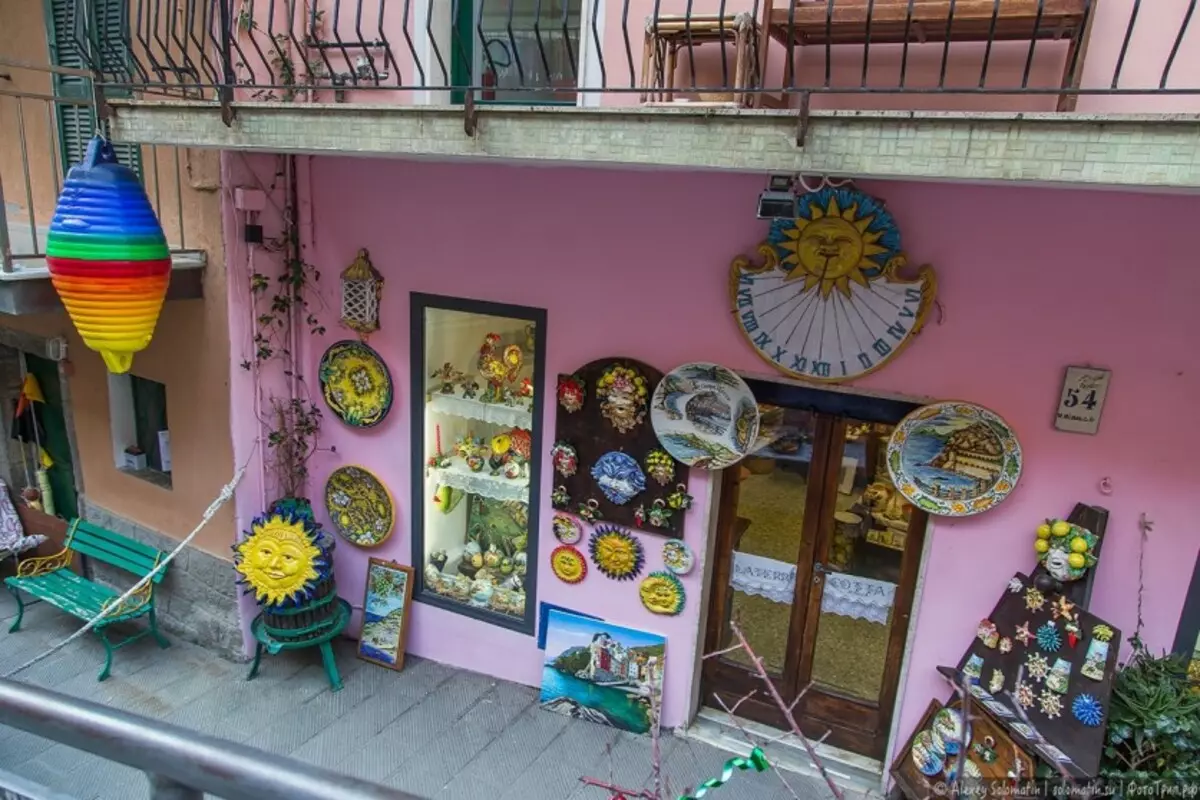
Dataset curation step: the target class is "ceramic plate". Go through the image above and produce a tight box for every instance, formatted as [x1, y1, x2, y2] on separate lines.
[650, 363, 759, 470]
[911, 730, 945, 777]
[319, 340, 394, 428]
[932, 708, 967, 754]
[552, 513, 583, 545]
[324, 465, 394, 547]
[886, 401, 1021, 517]
[662, 539, 695, 575]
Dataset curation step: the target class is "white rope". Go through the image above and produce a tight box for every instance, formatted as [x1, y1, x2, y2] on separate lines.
[2, 449, 254, 680]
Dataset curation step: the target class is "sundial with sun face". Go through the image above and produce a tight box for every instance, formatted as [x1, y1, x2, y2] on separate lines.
[730, 186, 937, 383]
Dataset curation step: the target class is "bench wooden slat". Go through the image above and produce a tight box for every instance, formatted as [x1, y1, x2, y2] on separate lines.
[67, 523, 165, 582]
[6, 572, 113, 619]
[73, 520, 163, 560]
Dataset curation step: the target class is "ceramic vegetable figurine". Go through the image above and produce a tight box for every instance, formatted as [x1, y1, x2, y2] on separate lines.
[1033, 518, 1098, 581]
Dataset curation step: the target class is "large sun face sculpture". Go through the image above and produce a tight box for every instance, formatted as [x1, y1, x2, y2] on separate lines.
[234, 513, 328, 608]
[777, 194, 889, 298]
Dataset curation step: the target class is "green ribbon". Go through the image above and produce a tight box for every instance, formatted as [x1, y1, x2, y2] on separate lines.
[677, 747, 770, 799]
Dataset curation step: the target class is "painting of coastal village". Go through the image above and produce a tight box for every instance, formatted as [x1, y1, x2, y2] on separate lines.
[539, 609, 665, 735]
[358, 559, 414, 671]
[900, 412, 1008, 501]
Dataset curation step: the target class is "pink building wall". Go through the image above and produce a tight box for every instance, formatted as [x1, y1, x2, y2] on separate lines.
[225, 152, 1200, 764]
[233, 0, 1200, 112]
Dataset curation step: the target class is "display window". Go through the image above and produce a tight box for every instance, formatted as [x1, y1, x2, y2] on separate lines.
[410, 294, 546, 633]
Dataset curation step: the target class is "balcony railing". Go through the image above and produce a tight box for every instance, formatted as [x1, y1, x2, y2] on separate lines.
[65, 0, 1200, 115]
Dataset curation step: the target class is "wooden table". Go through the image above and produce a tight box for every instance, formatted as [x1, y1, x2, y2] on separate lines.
[641, 13, 761, 107]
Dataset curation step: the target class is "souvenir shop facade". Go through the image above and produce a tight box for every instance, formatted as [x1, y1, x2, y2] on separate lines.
[221, 152, 1199, 772]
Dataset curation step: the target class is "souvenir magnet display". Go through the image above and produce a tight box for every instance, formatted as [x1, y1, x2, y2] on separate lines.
[639, 570, 686, 616]
[550, 546, 587, 584]
[578, 499, 602, 523]
[662, 539, 695, 575]
[977, 620, 1000, 648]
[1025, 587, 1046, 611]
[1036, 621, 1063, 652]
[551, 442, 579, 478]
[588, 526, 645, 581]
[1081, 638, 1109, 680]
[596, 364, 649, 433]
[319, 340, 394, 428]
[551, 485, 570, 509]
[887, 401, 1021, 517]
[988, 669, 1005, 693]
[666, 484, 693, 511]
[557, 375, 586, 413]
[591, 451, 647, 505]
[1072, 694, 1104, 727]
[648, 499, 673, 529]
[1065, 620, 1081, 648]
[1092, 624, 1114, 642]
[999, 637, 1013, 654]
[1046, 658, 1072, 694]
[552, 514, 583, 545]
[645, 449, 676, 486]
[1052, 595, 1076, 621]
[1026, 653, 1050, 681]
[633, 504, 647, 528]
[1007, 577, 1024, 593]
[963, 654, 984, 682]
[1038, 691, 1063, 719]
[651, 363, 760, 470]
[1015, 682, 1035, 709]
[1014, 621, 1034, 647]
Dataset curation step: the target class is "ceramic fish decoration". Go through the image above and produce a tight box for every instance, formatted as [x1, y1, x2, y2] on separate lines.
[45, 137, 171, 374]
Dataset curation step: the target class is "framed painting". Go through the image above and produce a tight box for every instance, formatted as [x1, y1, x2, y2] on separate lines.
[358, 558, 415, 671]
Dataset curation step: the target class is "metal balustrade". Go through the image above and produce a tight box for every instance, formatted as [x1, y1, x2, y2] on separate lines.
[50, 0, 1200, 110]
[0, 677, 425, 800]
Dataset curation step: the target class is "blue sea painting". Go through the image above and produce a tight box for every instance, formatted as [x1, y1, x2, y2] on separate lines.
[540, 609, 666, 735]
[900, 418, 1002, 490]
[359, 563, 409, 667]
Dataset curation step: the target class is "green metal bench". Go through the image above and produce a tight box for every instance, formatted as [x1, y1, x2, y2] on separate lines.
[4, 518, 171, 680]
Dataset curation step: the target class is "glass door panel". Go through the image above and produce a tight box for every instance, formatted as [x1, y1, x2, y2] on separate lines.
[808, 421, 913, 702]
[460, 0, 583, 103]
[716, 407, 818, 677]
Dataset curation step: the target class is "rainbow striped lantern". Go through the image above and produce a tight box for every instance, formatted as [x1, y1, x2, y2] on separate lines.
[46, 136, 170, 374]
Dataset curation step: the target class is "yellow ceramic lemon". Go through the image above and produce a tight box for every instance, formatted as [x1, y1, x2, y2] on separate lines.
[1068, 552, 1086, 569]
[1036, 523, 1052, 539]
[1034, 539, 1050, 554]
[1051, 520, 1071, 537]
[1070, 537, 1089, 554]
[491, 433, 511, 456]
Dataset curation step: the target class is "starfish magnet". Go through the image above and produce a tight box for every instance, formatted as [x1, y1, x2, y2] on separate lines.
[1039, 690, 1062, 719]
[1026, 653, 1050, 682]
[1014, 622, 1034, 647]
[1051, 595, 1075, 621]
[1025, 587, 1046, 611]
[1015, 681, 1035, 709]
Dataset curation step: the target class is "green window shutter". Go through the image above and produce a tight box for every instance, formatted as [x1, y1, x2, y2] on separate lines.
[130, 375, 169, 473]
[44, 0, 141, 175]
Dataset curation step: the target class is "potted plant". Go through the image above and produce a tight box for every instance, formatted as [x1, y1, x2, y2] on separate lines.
[264, 396, 325, 519]
[1100, 637, 1200, 793]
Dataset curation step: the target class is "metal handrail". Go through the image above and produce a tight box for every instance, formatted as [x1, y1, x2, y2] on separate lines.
[0, 677, 425, 800]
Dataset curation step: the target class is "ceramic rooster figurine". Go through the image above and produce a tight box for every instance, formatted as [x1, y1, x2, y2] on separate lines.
[477, 332, 522, 403]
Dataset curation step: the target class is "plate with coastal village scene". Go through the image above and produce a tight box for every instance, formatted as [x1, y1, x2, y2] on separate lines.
[887, 401, 1022, 517]
[650, 362, 760, 470]
[539, 608, 665, 735]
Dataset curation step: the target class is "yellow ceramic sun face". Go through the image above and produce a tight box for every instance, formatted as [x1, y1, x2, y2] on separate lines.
[551, 548, 586, 583]
[639, 572, 685, 616]
[491, 433, 512, 455]
[235, 516, 322, 606]
[778, 195, 888, 298]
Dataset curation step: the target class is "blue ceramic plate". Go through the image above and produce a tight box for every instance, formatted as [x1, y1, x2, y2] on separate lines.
[590, 451, 646, 505]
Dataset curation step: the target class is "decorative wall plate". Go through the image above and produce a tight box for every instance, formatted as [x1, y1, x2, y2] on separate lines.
[550, 545, 587, 584]
[729, 186, 936, 384]
[552, 513, 583, 545]
[590, 451, 646, 505]
[911, 730, 944, 777]
[639, 570, 686, 616]
[662, 539, 695, 575]
[588, 526, 645, 581]
[886, 401, 1021, 517]
[324, 465, 395, 547]
[651, 363, 759, 469]
[319, 340, 393, 428]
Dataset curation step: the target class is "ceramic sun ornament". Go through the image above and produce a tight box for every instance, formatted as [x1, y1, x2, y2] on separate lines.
[589, 526, 645, 581]
[730, 186, 936, 384]
[550, 546, 587, 584]
[234, 511, 329, 608]
[45, 137, 171, 374]
[640, 571, 686, 616]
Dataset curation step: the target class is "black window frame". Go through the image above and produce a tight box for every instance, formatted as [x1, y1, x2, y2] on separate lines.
[1173, 555, 1200, 661]
[409, 291, 547, 636]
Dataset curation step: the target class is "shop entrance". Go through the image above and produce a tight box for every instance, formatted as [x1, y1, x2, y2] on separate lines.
[701, 380, 928, 761]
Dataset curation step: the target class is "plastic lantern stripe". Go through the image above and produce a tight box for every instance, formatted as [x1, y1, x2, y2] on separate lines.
[45, 136, 171, 374]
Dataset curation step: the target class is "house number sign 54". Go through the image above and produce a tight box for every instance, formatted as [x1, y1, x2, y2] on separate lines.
[1055, 366, 1111, 435]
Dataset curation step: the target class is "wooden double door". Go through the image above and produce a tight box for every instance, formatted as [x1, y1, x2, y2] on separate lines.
[701, 382, 927, 760]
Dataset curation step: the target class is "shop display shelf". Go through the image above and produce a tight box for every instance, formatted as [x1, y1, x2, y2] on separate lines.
[426, 390, 533, 430]
[428, 459, 530, 504]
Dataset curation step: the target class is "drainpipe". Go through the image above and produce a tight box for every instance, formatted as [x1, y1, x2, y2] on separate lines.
[0, 171, 12, 273]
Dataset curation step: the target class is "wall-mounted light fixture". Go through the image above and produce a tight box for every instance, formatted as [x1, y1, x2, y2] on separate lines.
[757, 174, 797, 220]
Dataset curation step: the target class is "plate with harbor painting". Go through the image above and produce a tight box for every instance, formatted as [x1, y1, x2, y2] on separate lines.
[887, 401, 1021, 517]
[650, 363, 759, 470]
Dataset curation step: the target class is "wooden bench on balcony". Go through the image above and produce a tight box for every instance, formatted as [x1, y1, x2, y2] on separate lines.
[758, 0, 1096, 111]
